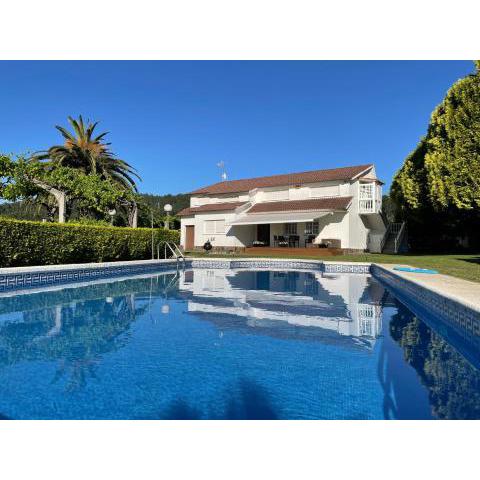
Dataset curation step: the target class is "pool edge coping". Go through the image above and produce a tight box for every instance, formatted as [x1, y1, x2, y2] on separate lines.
[373, 263, 480, 314]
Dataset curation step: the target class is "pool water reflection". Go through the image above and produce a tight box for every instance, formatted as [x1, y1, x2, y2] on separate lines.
[0, 269, 478, 419]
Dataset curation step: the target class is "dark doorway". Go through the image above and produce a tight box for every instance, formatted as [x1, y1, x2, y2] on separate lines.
[257, 224, 270, 246]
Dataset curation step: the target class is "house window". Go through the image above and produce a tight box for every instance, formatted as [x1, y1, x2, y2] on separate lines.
[305, 221, 319, 235]
[204, 221, 215, 235]
[204, 220, 225, 234]
[215, 220, 225, 234]
[284, 223, 297, 235]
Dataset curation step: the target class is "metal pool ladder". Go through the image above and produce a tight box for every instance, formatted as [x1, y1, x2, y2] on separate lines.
[159, 241, 186, 269]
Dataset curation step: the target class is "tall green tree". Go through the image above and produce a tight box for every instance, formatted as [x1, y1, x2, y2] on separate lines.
[391, 61, 480, 251]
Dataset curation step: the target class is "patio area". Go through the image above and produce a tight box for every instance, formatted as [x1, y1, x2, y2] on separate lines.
[248, 221, 342, 250]
[245, 246, 343, 256]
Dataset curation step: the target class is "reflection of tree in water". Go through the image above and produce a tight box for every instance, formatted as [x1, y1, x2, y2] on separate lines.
[390, 304, 480, 419]
[0, 294, 147, 392]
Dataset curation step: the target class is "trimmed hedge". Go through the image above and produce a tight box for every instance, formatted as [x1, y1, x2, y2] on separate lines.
[0, 217, 180, 267]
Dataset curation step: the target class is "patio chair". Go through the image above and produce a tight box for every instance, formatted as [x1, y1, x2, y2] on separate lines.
[304, 235, 317, 248]
[321, 238, 341, 249]
[277, 235, 288, 247]
[252, 240, 266, 247]
[288, 235, 300, 248]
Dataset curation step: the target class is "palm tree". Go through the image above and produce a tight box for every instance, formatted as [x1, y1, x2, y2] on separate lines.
[35, 115, 140, 191]
[30, 116, 141, 225]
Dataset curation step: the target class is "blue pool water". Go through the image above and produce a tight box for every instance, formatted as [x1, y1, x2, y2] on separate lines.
[0, 268, 479, 420]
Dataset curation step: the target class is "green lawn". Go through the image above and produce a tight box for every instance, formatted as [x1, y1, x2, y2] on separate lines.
[186, 251, 480, 283]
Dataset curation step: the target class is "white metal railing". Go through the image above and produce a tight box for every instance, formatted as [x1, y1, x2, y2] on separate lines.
[157, 241, 185, 267]
[359, 183, 381, 214]
[379, 222, 405, 253]
[359, 198, 374, 213]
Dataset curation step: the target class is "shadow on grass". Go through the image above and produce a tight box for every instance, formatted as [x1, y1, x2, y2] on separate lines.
[456, 257, 480, 265]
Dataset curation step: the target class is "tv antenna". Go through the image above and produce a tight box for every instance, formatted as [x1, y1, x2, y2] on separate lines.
[216, 161, 228, 181]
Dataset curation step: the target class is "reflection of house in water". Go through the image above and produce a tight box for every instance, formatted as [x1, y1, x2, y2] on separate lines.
[178, 269, 385, 350]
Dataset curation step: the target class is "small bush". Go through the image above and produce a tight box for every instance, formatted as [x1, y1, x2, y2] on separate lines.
[0, 217, 180, 267]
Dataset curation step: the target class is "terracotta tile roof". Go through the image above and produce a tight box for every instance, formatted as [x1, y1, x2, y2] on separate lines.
[247, 196, 353, 213]
[191, 164, 373, 195]
[177, 201, 246, 216]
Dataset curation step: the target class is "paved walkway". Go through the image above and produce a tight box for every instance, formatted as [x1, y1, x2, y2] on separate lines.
[377, 263, 480, 312]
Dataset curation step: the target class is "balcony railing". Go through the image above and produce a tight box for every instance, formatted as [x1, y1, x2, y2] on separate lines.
[359, 182, 381, 214]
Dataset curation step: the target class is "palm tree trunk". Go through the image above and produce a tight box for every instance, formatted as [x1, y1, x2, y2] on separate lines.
[128, 202, 138, 228]
[30, 178, 67, 223]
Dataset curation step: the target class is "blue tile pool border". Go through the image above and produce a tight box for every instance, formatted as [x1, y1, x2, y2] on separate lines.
[189, 258, 371, 273]
[0, 260, 178, 292]
[0, 258, 371, 292]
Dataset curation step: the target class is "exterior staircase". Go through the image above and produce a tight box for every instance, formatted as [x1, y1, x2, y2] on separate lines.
[380, 222, 407, 254]
[382, 230, 398, 254]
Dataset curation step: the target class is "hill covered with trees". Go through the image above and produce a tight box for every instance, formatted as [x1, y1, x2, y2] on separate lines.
[0, 192, 190, 228]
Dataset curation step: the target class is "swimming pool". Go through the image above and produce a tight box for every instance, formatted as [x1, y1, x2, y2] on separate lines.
[0, 266, 479, 419]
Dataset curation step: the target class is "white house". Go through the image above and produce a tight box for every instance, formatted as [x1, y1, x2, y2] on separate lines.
[179, 164, 387, 252]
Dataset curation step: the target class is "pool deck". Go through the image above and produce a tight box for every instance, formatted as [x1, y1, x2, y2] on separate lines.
[376, 263, 480, 313]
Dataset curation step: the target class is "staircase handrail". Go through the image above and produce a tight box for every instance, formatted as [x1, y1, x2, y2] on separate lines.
[394, 222, 406, 254]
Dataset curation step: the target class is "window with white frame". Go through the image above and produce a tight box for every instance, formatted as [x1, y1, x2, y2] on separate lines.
[204, 220, 225, 234]
[305, 221, 319, 235]
[204, 220, 215, 235]
[284, 223, 297, 235]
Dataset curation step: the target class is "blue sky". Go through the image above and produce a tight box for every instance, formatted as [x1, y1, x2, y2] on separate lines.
[0, 61, 474, 194]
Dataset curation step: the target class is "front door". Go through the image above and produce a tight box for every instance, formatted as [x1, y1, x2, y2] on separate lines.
[185, 225, 195, 250]
[256, 224, 270, 246]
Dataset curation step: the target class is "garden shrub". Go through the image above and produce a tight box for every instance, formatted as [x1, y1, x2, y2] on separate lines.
[0, 216, 180, 267]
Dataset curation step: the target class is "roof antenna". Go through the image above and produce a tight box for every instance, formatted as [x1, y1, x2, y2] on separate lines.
[216, 161, 228, 181]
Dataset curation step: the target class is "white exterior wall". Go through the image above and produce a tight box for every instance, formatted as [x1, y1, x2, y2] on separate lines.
[316, 212, 350, 246]
[346, 179, 369, 249]
[181, 211, 255, 248]
[191, 193, 249, 207]
[249, 181, 345, 204]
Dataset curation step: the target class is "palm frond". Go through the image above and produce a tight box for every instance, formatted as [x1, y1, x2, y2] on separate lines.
[55, 126, 76, 142]
[93, 131, 109, 142]
[68, 116, 85, 141]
